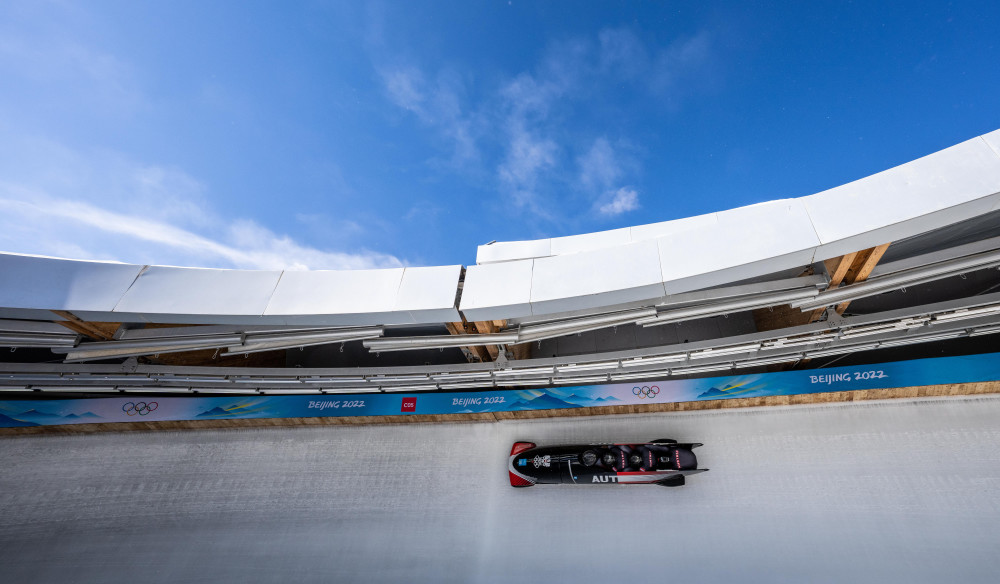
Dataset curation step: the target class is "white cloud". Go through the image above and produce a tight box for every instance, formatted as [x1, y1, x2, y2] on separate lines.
[578, 138, 623, 192]
[497, 121, 558, 214]
[598, 28, 648, 78]
[597, 187, 640, 216]
[0, 20, 145, 119]
[650, 31, 714, 94]
[129, 164, 214, 227]
[492, 57, 582, 215]
[379, 65, 481, 166]
[376, 25, 713, 226]
[0, 136, 214, 230]
[500, 72, 562, 119]
[0, 187, 403, 270]
[0, 133, 404, 272]
[381, 67, 426, 116]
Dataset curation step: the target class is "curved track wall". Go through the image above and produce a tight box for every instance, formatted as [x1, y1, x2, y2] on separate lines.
[2, 396, 999, 583]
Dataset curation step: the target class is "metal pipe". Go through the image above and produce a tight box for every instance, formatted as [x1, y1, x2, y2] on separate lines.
[51, 334, 244, 354]
[517, 308, 655, 336]
[671, 363, 733, 375]
[61, 340, 244, 362]
[792, 248, 1000, 311]
[493, 366, 554, 377]
[515, 313, 655, 343]
[364, 333, 518, 351]
[0, 333, 78, 346]
[117, 324, 371, 341]
[639, 287, 820, 326]
[0, 340, 79, 349]
[654, 275, 827, 309]
[364, 309, 654, 352]
[242, 327, 383, 344]
[0, 319, 78, 334]
[223, 332, 384, 356]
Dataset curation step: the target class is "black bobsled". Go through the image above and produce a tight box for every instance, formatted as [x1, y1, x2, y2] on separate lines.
[508, 440, 707, 487]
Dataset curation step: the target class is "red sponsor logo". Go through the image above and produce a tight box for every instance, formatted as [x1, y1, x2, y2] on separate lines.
[401, 397, 417, 412]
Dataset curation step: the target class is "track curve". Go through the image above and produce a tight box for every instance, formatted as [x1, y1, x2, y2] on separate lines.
[2, 396, 999, 583]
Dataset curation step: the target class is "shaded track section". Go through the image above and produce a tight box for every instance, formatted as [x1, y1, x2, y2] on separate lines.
[2, 396, 999, 583]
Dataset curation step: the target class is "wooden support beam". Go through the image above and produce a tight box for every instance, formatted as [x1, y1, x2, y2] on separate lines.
[489, 319, 525, 360]
[797, 252, 861, 323]
[824, 252, 858, 289]
[834, 243, 890, 315]
[52, 311, 119, 341]
[509, 342, 533, 361]
[471, 320, 500, 360]
[444, 322, 478, 362]
[445, 321, 492, 363]
[753, 243, 890, 333]
[752, 267, 819, 332]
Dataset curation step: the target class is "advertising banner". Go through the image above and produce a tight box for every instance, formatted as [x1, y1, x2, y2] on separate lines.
[2, 352, 999, 428]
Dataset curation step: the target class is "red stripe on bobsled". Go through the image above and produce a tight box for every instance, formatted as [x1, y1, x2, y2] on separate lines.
[509, 471, 535, 487]
[510, 442, 535, 456]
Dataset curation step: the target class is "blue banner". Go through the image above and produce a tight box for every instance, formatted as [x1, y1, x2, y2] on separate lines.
[2, 352, 999, 428]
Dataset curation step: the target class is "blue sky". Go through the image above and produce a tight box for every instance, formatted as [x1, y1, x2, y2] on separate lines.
[1, 1, 998, 270]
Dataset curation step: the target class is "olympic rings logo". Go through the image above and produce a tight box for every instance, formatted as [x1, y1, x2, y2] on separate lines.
[122, 401, 158, 416]
[632, 385, 660, 399]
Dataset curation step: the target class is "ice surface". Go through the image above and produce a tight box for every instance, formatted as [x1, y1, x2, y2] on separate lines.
[1, 396, 999, 583]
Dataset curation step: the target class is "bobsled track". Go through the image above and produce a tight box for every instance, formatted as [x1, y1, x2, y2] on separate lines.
[2, 396, 999, 583]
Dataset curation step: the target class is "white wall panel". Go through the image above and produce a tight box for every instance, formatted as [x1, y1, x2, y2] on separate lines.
[459, 260, 534, 322]
[548, 227, 632, 256]
[265, 268, 405, 320]
[628, 212, 719, 242]
[529, 240, 666, 314]
[658, 199, 820, 292]
[394, 265, 462, 323]
[981, 129, 1000, 159]
[114, 266, 281, 317]
[0, 253, 143, 312]
[476, 239, 551, 264]
[660, 249, 822, 295]
[807, 135, 1000, 259]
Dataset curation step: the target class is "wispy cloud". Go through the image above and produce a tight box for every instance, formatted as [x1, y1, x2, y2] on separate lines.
[381, 67, 427, 116]
[650, 31, 714, 96]
[598, 28, 648, 78]
[0, 20, 144, 119]
[376, 26, 712, 226]
[497, 120, 559, 215]
[379, 65, 481, 167]
[578, 138, 640, 218]
[490, 41, 591, 219]
[597, 187, 640, 216]
[0, 135, 403, 271]
[578, 138, 624, 192]
[0, 186, 403, 270]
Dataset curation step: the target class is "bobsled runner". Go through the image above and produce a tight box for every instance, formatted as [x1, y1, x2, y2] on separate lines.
[508, 439, 707, 488]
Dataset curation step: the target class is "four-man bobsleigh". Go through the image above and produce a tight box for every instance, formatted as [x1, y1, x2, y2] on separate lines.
[508, 440, 707, 487]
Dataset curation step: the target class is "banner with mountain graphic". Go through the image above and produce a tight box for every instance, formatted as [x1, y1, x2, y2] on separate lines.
[2, 352, 999, 428]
